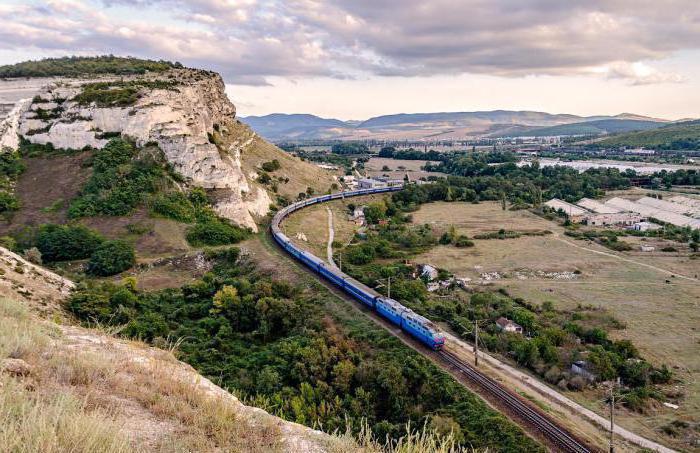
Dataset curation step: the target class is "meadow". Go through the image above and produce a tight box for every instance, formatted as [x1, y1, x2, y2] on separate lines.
[411, 201, 699, 446]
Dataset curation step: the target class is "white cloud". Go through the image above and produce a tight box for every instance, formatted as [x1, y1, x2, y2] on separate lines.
[602, 62, 685, 85]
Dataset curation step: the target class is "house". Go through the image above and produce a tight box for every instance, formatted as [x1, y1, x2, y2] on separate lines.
[358, 178, 387, 189]
[495, 317, 523, 334]
[420, 264, 439, 281]
[630, 221, 662, 232]
[571, 360, 597, 381]
[375, 176, 404, 187]
[350, 207, 365, 225]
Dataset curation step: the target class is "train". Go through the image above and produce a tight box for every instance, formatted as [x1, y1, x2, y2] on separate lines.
[270, 186, 446, 350]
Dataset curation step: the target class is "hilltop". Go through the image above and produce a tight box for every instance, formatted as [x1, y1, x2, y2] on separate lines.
[0, 55, 182, 78]
[241, 111, 670, 141]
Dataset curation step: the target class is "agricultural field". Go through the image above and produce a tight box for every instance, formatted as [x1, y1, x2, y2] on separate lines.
[411, 201, 699, 446]
[365, 157, 445, 180]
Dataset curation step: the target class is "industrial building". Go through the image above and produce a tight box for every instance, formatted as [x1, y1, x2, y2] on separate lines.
[544, 194, 700, 229]
[544, 198, 589, 222]
[605, 197, 700, 229]
[575, 198, 621, 214]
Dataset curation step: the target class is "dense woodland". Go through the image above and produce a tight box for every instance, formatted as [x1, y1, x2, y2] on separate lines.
[67, 247, 540, 451]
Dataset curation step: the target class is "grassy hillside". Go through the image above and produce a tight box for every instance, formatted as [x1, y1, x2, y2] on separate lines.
[503, 119, 664, 137]
[0, 56, 181, 78]
[597, 120, 700, 149]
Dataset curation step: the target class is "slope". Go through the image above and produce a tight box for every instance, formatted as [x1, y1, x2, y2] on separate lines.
[495, 119, 665, 137]
[597, 120, 700, 149]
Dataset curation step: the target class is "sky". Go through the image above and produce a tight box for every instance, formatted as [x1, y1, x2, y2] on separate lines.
[1, 0, 699, 120]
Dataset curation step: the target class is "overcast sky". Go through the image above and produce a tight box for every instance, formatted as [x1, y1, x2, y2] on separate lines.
[1, 0, 699, 120]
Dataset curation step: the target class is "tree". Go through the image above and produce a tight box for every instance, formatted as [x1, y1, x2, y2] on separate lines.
[37, 224, 104, 262]
[87, 240, 135, 276]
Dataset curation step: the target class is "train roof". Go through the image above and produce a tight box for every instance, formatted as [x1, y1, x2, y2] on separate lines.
[403, 309, 442, 333]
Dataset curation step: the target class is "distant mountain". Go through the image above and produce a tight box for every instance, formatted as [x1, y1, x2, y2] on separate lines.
[241, 111, 672, 142]
[596, 120, 700, 150]
[495, 119, 666, 138]
[240, 114, 352, 141]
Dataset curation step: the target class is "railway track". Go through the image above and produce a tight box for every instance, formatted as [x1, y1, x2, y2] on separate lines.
[439, 350, 593, 453]
[272, 187, 597, 452]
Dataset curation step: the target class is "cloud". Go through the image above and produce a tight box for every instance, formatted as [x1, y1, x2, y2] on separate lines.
[0, 0, 698, 85]
[602, 62, 685, 85]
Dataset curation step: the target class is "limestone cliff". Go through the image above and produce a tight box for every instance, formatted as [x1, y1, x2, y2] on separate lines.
[6, 69, 273, 231]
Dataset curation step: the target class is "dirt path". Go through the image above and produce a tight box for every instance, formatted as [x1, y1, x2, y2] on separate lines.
[553, 234, 698, 282]
[326, 207, 338, 269]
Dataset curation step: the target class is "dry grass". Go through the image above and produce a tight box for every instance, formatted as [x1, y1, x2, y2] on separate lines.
[228, 120, 339, 201]
[282, 194, 386, 259]
[411, 201, 700, 449]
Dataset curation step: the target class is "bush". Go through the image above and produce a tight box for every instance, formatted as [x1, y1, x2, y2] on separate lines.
[185, 219, 249, 246]
[87, 240, 135, 276]
[150, 192, 196, 222]
[261, 159, 281, 172]
[36, 224, 104, 262]
[0, 191, 20, 213]
[68, 139, 168, 218]
[454, 235, 474, 247]
[22, 247, 42, 265]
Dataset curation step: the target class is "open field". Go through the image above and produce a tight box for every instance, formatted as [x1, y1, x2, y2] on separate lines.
[364, 157, 446, 180]
[411, 201, 699, 449]
[282, 194, 386, 259]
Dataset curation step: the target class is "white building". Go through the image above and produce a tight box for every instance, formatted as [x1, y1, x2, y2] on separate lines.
[585, 212, 642, 227]
[544, 198, 589, 222]
[630, 221, 662, 232]
[358, 178, 386, 189]
[576, 198, 622, 214]
[495, 317, 523, 334]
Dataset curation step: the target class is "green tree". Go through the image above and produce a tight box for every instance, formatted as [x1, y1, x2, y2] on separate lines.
[87, 240, 135, 276]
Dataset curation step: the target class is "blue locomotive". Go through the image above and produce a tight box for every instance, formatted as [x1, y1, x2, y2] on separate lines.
[271, 187, 446, 351]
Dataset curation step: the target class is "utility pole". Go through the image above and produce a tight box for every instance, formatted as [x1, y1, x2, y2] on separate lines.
[473, 319, 479, 367]
[376, 276, 392, 299]
[609, 384, 615, 453]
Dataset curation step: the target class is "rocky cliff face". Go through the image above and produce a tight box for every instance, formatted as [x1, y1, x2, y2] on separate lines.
[5, 69, 270, 231]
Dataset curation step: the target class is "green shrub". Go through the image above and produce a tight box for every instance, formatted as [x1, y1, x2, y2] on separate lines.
[0, 191, 20, 213]
[87, 240, 135, 276]
[68, 139, 168, 218]
[261, 159, 281, 172]
[454, 235, 474, 247]
[0, 151, 26, 180]
[36, 224, 104, 262]
[150, 192, 196, 222]
[73, 80, 178, 107]
[185, 219, 249, 246]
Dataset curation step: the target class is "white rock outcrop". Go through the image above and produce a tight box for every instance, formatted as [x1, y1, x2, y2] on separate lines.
[14, 70, 270, 230]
